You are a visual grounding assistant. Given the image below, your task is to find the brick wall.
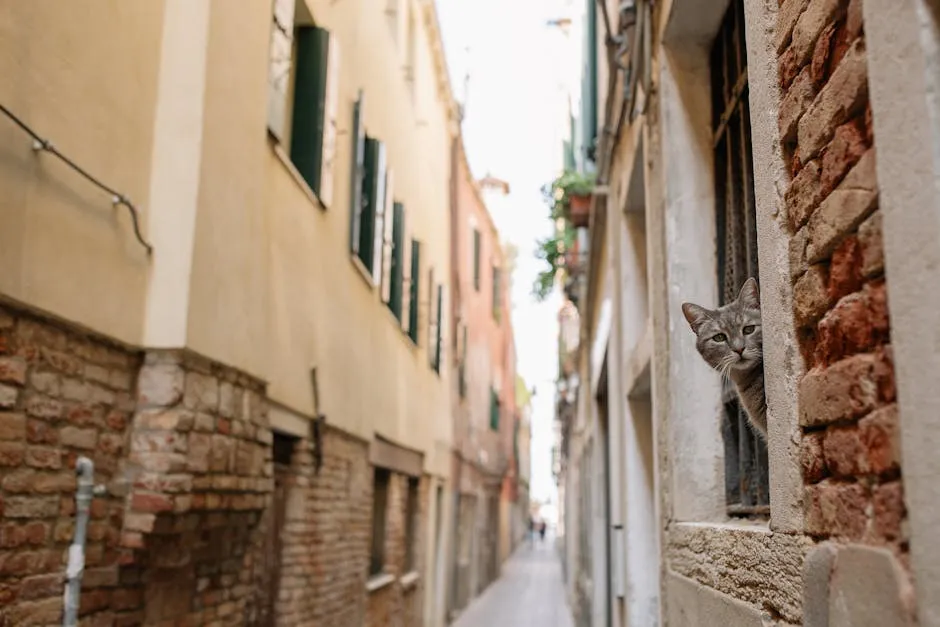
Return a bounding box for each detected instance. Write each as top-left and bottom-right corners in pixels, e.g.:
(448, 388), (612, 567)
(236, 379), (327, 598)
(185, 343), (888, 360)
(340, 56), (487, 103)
(366, 472), (428, 627)
(0, 305), (140, 626)
(778, 0), (910, 597)
(0, 305), (279, 626)
(296, 425), (372, 627)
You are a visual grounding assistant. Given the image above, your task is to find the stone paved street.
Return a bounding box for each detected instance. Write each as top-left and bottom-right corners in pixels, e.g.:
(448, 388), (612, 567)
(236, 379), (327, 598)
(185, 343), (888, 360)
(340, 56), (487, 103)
(452, 537), (574, 627)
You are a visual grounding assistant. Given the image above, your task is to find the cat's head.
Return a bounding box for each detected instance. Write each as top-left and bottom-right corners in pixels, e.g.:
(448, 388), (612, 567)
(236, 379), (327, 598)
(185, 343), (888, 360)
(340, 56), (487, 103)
(681, 278), (763, 375)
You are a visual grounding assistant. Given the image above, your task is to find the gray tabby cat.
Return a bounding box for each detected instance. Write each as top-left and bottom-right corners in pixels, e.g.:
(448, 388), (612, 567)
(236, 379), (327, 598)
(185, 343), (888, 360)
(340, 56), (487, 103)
(681, 277), (766, 438)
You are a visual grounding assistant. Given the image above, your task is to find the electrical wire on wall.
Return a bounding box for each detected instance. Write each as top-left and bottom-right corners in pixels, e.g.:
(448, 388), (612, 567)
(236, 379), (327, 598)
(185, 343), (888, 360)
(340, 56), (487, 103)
(0, 103), (153, 255)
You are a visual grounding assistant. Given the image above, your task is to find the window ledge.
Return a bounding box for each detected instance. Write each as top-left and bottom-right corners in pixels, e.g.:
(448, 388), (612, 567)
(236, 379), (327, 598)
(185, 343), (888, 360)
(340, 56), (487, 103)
(400, 571), (420, 591)
(366, 573), (396, 593)
(269, 139), (327, 211)
(350, 255), (377, 290)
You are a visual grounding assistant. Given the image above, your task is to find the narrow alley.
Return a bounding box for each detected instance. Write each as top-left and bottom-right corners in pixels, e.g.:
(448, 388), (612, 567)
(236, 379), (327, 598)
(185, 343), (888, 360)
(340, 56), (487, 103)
(453, 538), (573, 627)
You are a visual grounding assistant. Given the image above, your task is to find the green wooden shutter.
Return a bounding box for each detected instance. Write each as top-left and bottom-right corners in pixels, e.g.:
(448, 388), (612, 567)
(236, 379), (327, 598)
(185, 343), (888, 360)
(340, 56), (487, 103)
(492, 266), (502, 321)
(472, 229), (481, 290)
(349, 94), (365, 254)
(408, 240), (420, 343)
(358, 137), (379, 269)
(389, 203), (405, 321)
(490, 388), (500, 430)
(290, 26), (330, 195)
(434, 284), (443, 373)
(458, 325), (467, 398)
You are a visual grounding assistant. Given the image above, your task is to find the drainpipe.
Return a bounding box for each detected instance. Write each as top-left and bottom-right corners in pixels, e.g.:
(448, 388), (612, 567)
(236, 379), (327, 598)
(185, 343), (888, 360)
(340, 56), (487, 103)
(62, 456), (105, 627)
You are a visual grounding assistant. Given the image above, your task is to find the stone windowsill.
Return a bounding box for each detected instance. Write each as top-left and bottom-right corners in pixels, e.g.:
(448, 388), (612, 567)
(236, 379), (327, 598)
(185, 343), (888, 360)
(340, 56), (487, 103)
(400, 571), (420, 591)
(366, 573), (396, 593)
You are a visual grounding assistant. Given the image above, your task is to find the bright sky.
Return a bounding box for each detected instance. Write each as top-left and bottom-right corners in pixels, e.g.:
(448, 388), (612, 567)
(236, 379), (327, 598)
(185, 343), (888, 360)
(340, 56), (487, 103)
(437, 0), (572, 509)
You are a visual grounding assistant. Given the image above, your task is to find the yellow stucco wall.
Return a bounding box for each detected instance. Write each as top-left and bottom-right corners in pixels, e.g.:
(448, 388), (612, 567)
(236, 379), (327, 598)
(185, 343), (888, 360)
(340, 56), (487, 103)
(0, 0), (454, 476)
(184, 0), (455, 475)
(0, 1), (165, 344)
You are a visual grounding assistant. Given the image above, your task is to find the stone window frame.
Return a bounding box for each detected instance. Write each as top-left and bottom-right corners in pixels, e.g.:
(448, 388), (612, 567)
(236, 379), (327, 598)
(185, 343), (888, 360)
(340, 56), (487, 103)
(649, 0), (807, 618)
(863, 1), (940, 622)
(655, 0), (803, 530)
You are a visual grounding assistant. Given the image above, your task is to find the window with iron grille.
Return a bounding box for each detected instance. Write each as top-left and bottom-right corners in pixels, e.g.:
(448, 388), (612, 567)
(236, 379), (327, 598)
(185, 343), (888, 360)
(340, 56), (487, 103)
(710, 0), (769, 517)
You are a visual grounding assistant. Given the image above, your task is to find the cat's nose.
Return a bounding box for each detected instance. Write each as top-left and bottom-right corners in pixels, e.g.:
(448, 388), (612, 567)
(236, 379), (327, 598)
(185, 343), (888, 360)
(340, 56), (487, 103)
(733, 347), (744, 356)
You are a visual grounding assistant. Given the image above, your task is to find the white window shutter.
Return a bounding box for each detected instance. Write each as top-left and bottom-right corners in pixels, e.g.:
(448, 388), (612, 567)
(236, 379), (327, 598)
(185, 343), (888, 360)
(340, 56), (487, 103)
(267, 0), (296, 141)
(371, 143), (388, 284)
(380, 170), (395, 303)
(319, 33), (341, 207)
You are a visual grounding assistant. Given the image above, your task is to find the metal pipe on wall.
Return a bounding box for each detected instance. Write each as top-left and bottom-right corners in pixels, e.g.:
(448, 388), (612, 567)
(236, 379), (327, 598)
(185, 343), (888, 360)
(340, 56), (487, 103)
(62, 456), (105, 627)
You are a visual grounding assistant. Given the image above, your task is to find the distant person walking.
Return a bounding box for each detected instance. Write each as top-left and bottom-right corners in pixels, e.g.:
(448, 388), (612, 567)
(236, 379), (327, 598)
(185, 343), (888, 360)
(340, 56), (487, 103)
(529, 517), (537, 546)
(538, 520), (547, 543)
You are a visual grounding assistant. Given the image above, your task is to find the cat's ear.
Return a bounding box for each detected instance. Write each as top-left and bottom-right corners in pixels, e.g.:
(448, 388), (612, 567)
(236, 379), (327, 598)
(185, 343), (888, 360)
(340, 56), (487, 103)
(681, 302), (711, 334)
(738, 277), (760, 310)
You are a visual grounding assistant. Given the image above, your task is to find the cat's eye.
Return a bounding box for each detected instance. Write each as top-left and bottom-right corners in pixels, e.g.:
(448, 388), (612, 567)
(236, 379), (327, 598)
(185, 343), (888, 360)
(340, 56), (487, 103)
(742, 325), (756, 335)
(711, 333), (727, 343)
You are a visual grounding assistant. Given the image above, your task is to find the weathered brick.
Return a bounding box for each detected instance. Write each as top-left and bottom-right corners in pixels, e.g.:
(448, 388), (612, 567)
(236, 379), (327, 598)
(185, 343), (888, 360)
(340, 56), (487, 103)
(790, 226), (809, 279)
(0, 441), (25, 466)
(65, 404), (102, 427)
(827, 235), (863, 301)
(184, 372), (219, 412)
(823, 424), (867, 477)
(25, 394), (63, 419)
(810, 22), (836, 85)
(17, 572), (61, 600)
(98, 432), (124, 457)
(816, 281), (890, 365)
(790, 0), (843, 66)
(28, 370), (60, 397)
(821, 118), (868, 196)
(846, 0), (863, 39)
(804, 480), (868, 537)
(780, 69), (816, 146)
(219, 381), (237, 418)
(25, 418), (56, 445)
(858, 211), (884, 278)
(802, 431), (828, 483)
(25, 446), (62, 470)
(2, 469), (74, 494)
(135, 408), (194, 431)
(131, 492), (175, 514)
(805, 150), (878, 263)
(793, 263), (831, 327)
(0, 412), (25, 441)
(0, 383), (18, 409)
(137, 361), (184, 407)
(859, 404), (900, 475)
(872, 481), (904, 541)
(0, 356), (27, 386)
(799, 352), (881, 427)
(798, 39), (869, 160)
(786, 160), (823, 231)
(776, 0), (811, 52)
(1, 595), (63, 624)
(4, 495), (59, 518)
(59, 425), (98, 450)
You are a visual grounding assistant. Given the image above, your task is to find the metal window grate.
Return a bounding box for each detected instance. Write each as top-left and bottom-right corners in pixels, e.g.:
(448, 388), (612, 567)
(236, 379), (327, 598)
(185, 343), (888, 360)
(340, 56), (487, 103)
(710, 0), (770, 517)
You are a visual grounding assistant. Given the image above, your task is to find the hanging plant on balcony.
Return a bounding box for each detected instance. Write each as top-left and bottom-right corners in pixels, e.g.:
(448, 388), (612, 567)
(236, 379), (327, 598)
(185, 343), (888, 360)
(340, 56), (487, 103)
(532, 223), (576, 302)
(531, 169), (595, 302)
(546, 170), (596, 228)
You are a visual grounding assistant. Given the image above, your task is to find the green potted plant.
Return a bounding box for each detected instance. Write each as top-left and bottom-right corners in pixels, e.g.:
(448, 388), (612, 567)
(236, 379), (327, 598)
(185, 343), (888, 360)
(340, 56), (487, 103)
(532, 223), (576, 302)
(545, 170), (596, 228)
